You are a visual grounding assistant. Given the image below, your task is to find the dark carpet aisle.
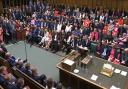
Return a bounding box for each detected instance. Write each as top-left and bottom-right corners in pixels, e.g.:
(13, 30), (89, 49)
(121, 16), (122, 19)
(6, 41), (61, 81)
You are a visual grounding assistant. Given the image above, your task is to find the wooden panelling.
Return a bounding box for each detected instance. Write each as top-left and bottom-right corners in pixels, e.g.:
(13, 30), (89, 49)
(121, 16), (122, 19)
(123, 0), (128, 11)
(87, 0), (93, 8)
(117, 0), (123, 10)
(47, 0), (128, 11)
(2, 0), (128, 11)
(0, 0), (2, 13)
(104, 0), (112, 9)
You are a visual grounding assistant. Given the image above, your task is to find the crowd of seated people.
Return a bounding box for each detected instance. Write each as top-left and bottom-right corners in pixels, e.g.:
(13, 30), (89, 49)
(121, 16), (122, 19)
(0, 0), (128, 88)
(0, 1), (128, 65)
(0, 65), (30, 89)
(0, 42), (65, 89)
(15, 1), (128, 66)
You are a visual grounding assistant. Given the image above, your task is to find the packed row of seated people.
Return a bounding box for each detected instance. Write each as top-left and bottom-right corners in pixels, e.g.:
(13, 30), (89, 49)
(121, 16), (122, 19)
(13, 2), (127, 66)
(26, 26), (128, 66)
(0, 43), (67, 89)
(0, 1), (128, 88)
(0, 0), (128, 79)
(16, 62), (66, 89)
(1, 2), (128, 48)
(0, 66), (30, 89)
(1, 1), (128, 45)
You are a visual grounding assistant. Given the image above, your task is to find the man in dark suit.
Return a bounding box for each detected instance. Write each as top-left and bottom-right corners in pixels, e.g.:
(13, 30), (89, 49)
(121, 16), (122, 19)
(50, 32), (60, 53)
(100, 41), (111, 59)
(81, 35), (91, 49)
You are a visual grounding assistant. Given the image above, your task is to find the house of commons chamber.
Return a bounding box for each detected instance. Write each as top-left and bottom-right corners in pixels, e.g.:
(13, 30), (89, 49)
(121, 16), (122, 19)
(0, 0), (128, 89)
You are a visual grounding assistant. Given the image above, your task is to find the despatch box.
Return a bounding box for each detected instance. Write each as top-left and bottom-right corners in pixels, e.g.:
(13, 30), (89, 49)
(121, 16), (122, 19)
(100, 63), (113, 77)
(62, 59), (76, 71)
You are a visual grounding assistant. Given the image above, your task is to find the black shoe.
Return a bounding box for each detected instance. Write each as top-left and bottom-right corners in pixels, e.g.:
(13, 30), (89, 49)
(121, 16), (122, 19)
(23, 59), (27, 63)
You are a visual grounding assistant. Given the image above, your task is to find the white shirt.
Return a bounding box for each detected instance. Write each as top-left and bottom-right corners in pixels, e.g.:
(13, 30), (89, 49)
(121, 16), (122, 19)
(67, 36), (71, 43)
(32, 13), (36, 18)
(54, 35), (57, 41)
(65, 25), (72, 33)
(100, 15), (104, 21)
(57, 24), (62, 32)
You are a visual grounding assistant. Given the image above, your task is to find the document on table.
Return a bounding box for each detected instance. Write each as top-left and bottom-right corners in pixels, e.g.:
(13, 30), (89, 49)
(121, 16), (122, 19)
(64, 59), (74, 66)
(114, 69), (121, 73)
(120, 71), (127, 76)
(90, 74), (98, 81)
(110, 85), (120, 89)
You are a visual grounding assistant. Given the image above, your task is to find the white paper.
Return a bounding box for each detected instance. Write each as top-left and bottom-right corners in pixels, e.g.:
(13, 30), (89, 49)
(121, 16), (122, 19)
(83, 47), (88, 50)
(114, 69), (121, 73)
(103, 64), (112, 69)
(110, 86), (120, 89)
(63, 59), (74, 66)
(121, 71), (127, 76)
(78, 46), (88, 50)
(90, 74), (98, 81)
(73, 69), (79, 73)
(112, 67), (114, 70)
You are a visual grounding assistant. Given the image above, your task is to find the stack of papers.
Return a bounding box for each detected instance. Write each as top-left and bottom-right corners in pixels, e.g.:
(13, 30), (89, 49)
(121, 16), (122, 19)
(120, 71), (127, 76)
(90, 74), (98, 81)
(110, 86), (120, 89)
(63, 59), (74, 66)
(114, 69), (121, 73)
(103, 64), (112, 70)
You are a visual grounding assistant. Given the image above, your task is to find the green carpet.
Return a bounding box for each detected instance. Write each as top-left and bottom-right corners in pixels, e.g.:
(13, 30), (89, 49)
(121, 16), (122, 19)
(6, 41), (61, 81)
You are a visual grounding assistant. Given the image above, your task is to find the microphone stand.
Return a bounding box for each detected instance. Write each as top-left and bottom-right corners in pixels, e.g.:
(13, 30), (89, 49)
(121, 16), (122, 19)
(23, 21), (28, 63)
(23, 40), (28, 63)
(24, 40), (28, 60)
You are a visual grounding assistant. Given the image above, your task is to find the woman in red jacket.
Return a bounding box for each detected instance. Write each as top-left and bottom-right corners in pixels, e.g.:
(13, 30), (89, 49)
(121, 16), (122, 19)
(89, 28), (99, 41)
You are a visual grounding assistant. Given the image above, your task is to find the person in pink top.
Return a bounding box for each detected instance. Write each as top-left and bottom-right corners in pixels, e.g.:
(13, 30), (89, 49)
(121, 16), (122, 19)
(89, 28), (99, 41)
(108, 46), (115, 62)
(112, 25), (118, 39)
(54, 9), (59, 17)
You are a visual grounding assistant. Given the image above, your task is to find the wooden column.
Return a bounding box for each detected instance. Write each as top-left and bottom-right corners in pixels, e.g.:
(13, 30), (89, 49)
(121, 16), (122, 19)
(0, 0), (3, 14)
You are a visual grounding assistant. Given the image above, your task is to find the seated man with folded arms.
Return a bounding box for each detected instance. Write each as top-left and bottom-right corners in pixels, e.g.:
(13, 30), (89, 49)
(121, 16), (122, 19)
(31, 67), (47, 86)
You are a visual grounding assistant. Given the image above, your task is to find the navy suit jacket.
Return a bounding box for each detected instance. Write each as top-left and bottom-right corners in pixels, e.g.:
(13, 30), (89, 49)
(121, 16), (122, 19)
(81, 39), (91, 48)
(0, 75), (5, 87)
